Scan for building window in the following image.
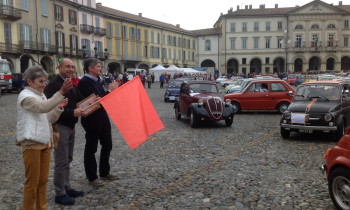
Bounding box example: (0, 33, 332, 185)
(69, 10, 77, 25)
(230, 39, 235, 49)
(70, 34, 77, 55)
(151, 31, 154, 43)
(327, 24, 336, 29)
(129, 27, 135, 40)
(205, 40, 211, 51)
(122, 26, 128, 39)
(73, 0, 78, 3)
(22, 0, 28, 11)
(345, 20, 349, 29)
(254, 22, 259, 31)
(144, 45, 148, 58)
(42, 0, 47, 16)
(193, 40, 195, 50)
(87, 0, 92, 7)
(173, 36, 176, 46)
(295, 25, 303, 30)
(344, 37, 349, 47)
(265, 38, 270, 48)
(82, 39, 91, 57)
(266, 22, 270, 31)
(106, 22, 113, 36)
(277, 38, 282, 48)
(254, 38, 259, 48)
(157, 33, 160, 44)
(95, 17, 100, 28)
(144, 30, 148, 42)
(136, 29, 141, 41)
(95, 41, 103, 58)
(242, 38, 247, 49)
(242, 58, 246, 64)
(40, 28, 51, 51)
(242, 22, 247, 32)
(54, 4, 63, 21)
(231, 23, 235, 32)
(311, 34, 319, 47)
(56, 31, 64, 54)
(187, 40, 190, 49)
(278, 21, 283, 30)
(328, 34, 335, 46)
(296, 35, 302, 47)
(265, 57, 269, 64)
(311, 24, 319, 30)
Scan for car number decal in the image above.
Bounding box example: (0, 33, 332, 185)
(306, 99, 317, 112)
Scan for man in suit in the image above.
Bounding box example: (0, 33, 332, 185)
(77, 58, 119, 186)
(44, 58, 85, 205)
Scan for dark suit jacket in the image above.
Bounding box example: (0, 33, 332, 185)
(77, 75, 109, 123)
(44, 75, 84, 128)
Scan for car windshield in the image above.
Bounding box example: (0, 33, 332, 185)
(294, 84, 340, 101)
(190, 83, 218, 93)
(168, 80, 182, 88)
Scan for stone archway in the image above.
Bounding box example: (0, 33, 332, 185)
(227, 59, 239, 74)
(309, 56, 321, 70)
(124, 62, 136, 72)
(250, 58, 262, 74)
(108, 62, 121, 74)
(294, 58, 303, 73)
(20, 54, 36, 73)
(326, 58, 335, 70)
(138, 63, 149, 72)
(273, 58, 285, 73)
(201, 59, 215, 67)
(341, 56, 350, 70)
(40, 56, 54, 74)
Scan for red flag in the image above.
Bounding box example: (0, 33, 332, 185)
(100, 77, 164, 149)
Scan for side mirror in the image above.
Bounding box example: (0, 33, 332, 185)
(287, 90, 294, 96)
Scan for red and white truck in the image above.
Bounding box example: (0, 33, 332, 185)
(0, 57, 12, 92)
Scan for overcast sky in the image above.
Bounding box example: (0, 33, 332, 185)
(96, 0, 342, 30)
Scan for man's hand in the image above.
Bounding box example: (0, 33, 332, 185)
(74, 108, 84, 117)
(59, 79, 73, 95)
(58, 98, 68, 109)
(108, 81, 119, 92)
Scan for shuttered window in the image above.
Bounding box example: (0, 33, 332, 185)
(70, 34, 77, 55)
(56, 31, 64, 53)
(42, 0, 47, 16)
(69, 10, 77, 25)
(54, 4, 63, 21)
(115, 24, 120, 37)
(22, 0, 28, 11)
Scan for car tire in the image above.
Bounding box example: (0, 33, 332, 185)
(164, 97, 168, 102)
(189, 109, 198, 128)
(335, 119, 345, 141)
(231, 102, 241, 114)
(175, 104, 181, 120)
(277, 102, 289, 114)
(225, 117, 233, 126)
(328, 166, 350, 210)
(281, 127, 290, 139)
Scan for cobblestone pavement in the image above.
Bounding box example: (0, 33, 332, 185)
(0, 83, 337, 209)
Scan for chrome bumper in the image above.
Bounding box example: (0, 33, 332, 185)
(280, 123, 337, 131)
(320, 164, 326, 173)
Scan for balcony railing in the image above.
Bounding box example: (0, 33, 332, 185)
(94, 27, 106, 36)
(39, 43, 56, 54)
(19, 41, 38, 51)
(0, 5, 22, 20)
(80, 24, 94, 34)
(0, 42, 21, 54)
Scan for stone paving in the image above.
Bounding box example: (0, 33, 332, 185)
(0, 83, 337, 209)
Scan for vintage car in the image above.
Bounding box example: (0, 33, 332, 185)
(164, 78, 189, 102)
(321, 127, 350, 210)
(280, 81, 350, 140)
(215, 76, 228, 83)
(286, 74, 300, 85)
(224, 80, 294, 114)
(174, 81, 234, 127)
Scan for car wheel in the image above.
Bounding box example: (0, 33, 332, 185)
(175, 104, 181, 120)
(189, 109, 198, 128)
(231, 102, 241, 114)
(277, 102, 289, 114)
(335, 120, 345, 141)
(328, 166, 350, 210)
(225, 117, 233, 126)
(281, 127, 290, 139)
(18, 87, 24, 93)
(164, 97, 168, 102)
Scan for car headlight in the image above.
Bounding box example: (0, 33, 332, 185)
(225, 99, 231, 105)
(198, 99, 204, 106)
(284, 113, 291, 120)
(324, 114, 332, 121)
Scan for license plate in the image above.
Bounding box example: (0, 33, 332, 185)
(169, 96, 175, 100)
(300, 129, 313, 133)
(291, 113, 305, 124)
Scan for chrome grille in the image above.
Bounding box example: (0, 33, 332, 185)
(207, 97, 223, 119)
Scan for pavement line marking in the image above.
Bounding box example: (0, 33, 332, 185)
(123, 129, 279, 208)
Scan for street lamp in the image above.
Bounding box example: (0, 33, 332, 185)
(280, 30, 291, 73)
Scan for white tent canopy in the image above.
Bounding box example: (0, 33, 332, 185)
(149, 65, 165, 71)
(149, 65, 183, 81)
(182, 68, 201, 74)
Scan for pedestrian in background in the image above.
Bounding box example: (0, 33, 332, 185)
(151, 72, 155, 83)
(71, 72, 80, 87)
(147, 73, 152, 88)
(44, 58, 85, 206)
(77, 58, 119, 186)
(160, 73, 165, 88)
(17, 66, 72, 210)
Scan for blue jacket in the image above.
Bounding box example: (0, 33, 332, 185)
(160, 75, 165, 82)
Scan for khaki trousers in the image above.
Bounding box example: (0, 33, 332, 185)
(22, 148, 50, 210)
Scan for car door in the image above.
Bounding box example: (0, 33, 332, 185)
(179, 83, 191, 114)
(239, 82, 271, 110)
(268, 82, 291, 109)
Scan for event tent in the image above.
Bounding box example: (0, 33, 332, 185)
(149, 65, 184, 81)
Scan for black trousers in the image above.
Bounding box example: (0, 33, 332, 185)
(148, 81, 151, 88)
(81, 114, 112, 181)
(160, 81, 164, 88)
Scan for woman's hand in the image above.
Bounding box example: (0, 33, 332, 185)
(108, 81, 119, 92)
(59, 79, 73, 95)
(58, 98, 68, 109)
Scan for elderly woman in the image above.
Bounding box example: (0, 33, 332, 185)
(16, 66, 72, 210)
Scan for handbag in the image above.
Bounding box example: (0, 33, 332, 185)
(52, 124, 59, 149)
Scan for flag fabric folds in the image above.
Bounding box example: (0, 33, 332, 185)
(100, 77, 164, 149)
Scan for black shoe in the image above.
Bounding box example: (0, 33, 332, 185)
(67, 189, 84, 198)
(55, 194, 75, 205)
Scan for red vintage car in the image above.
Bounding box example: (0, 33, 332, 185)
(174, 81, 234, 127)
(224, 80, 295, 114)
(321, 127, 350, 210)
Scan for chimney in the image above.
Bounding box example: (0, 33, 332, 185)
(138, 13, 142, 17)
(249, 5, 252, 9)
(245, 5, 248, 9)
(221, 12, 223, 16)
(176, 24, 180, 28)
(96, 2, 102, 7)
(259, 4, 265, 9)
(237, 5, 239, 10)
(275, 4, 278, 8)
(339, 1, 342, 6)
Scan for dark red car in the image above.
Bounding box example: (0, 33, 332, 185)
(224, 80, 295, 114)
(321, 127, 350, 210)
(174, 81, 234, 127)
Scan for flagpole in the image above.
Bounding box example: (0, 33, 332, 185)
(83, 100, 100, 112)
